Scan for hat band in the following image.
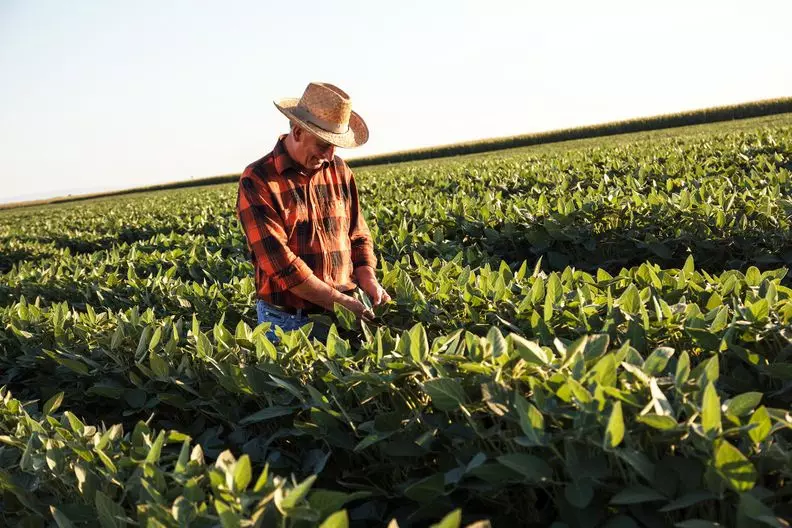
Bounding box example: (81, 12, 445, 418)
(293, 106, 349, 134)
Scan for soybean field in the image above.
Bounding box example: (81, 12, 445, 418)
(1, 114, 792, 527)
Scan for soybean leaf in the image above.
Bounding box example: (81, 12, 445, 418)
(604, 401, 624, 448)
(430, 509, 462, 528)
(496, 453, 552, 482)
(43, 392, 64, 415)
(404, 473, 445, 503)
(610, 485, 666, 504)
(713, 439, 757, 492)
(725, 392, 762, 417)
(423, 378, 466, 411)
(319, 510, 349, 528)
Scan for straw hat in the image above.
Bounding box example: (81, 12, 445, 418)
(274, 82, 369, 148)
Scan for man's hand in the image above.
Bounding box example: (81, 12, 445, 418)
(354, 266, 391, 306)
(338, 295, 374, 321)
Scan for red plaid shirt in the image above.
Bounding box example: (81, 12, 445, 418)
(236, 135, 377, 310)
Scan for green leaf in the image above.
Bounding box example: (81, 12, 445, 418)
(584, 333, 610, 361)
(171, 496, 194, 526)
(745, 266, 761, 287)
(761, 362, 792, 380)
(215, 499, 241, 528)
(683, 255, 695, 275)
(145, 431, 165, 464)
(659, 490, 717, 512)
(280, 475, 317, 510)
(326, 332, 351, 359)
(135, 326, 152, 360)
(748, 406, 771, 444)
(430, 509, 461, 528)
(487, 327, 507, 358)
(148, 327, 162, 351)
(174, 439, 191, 475)
(333, 302, 357, 330)
(309, 490, 370, 520)
(747, 299, 770, 322)
(410, 323, 429, 363)
(43, 391, 64, 415)
(713, 439, 757, 492)
(319, 510, 350, 528)
(269, 375, 306, 403)
(737, 492, 784, 527)
(510, 334, 549, 365)
(515, 394, 545, 444)
(637, 414, 678, 430)
(95, 490, 126, 528)
(404, 473, 445, 503)
(239, 406, 295, 425)
(149, 350, 169, 378)
(604, 401, 624, 448)
(675, 521, 723, 528)
(354, 431, 394, 452)
(609, 485, 666, 504)
(643, 347, 674, 375)
(423, 378, 466, 411)
(496, 453, 552, 482)
(64, 411, 85, 435)
(725, 392, 762, 417)
(617, 284, 641, 314)
(615, 449, 655, 482)
(675, 351, 690, 388)
(233, 455, 252, 492)
(50, 506, 76, 528)
(564, 479, 594, 509)
(701, 382, 721, 436)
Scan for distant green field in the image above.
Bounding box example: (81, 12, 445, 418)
(1, 113, 791, 527)
(3, 98, 790, 210)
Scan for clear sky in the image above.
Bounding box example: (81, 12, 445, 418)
(1, 0, 790, 204)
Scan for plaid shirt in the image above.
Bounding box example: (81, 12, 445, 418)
(236, 135, 377, 310)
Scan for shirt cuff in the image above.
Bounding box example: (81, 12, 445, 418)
(351, 244, 377, 270)
(272, 257, 313, 290)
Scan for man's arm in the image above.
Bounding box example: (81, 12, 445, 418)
(237, 172, 313, 290)
(347, 172, 377, 271)
(345, 168, 390, 306)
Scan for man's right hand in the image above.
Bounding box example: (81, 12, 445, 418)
(339, 296, 374, 321)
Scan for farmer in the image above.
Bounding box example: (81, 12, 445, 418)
(236, 82, 390, 342)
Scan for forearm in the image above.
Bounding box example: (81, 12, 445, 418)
(290, 275, 351, 311)
(354, 265, 376, 284)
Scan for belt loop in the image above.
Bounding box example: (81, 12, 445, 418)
(296, 308, 303, 318)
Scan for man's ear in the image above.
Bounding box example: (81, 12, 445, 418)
(291, 123, 303, 142)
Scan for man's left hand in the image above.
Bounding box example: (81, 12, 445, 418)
(355, 266, 391, 306)
(361, 279, 391, 306)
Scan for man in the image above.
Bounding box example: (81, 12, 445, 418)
(236, 82, 390, 342)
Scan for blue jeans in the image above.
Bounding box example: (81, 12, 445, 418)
(255, 300, 329, 343)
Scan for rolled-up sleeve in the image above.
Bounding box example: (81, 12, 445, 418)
(236, 169, 313, 290)
(347, 173, 377, 270)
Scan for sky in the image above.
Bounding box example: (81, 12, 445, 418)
(0, 0, 790, 204)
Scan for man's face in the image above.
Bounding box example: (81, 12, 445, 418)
(293, 127, 336, 171)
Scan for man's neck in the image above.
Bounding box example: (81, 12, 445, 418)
(282, 135, 311, 175)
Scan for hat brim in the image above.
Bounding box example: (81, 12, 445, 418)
(274, 98, 369, 148)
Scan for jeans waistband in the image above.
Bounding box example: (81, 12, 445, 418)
(257, 300, 322, 316)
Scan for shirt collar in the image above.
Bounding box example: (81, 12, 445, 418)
(272, 134, 330, 178)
